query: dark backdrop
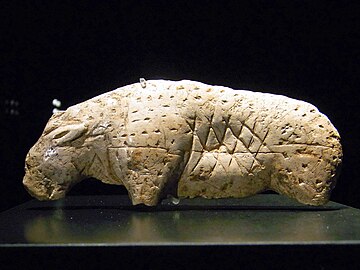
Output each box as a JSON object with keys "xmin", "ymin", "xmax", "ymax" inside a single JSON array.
[{"xmin": 1, "ymin": 0, "xmax": 359, "ymax": 211}]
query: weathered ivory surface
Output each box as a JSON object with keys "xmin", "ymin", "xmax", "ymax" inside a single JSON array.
[{"xmin": 23, "ymin": 80, "xmax": 342, "ymax": 206}]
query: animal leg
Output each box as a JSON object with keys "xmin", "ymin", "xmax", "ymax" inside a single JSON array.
[{"xmin": 121, "ymin": 147, "xmax": 183, "ymax": 206}]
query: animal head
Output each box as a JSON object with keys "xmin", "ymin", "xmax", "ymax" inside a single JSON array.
[{"xmin": 23, "ymin": 112, "xmax": 89, "ymax": 200}]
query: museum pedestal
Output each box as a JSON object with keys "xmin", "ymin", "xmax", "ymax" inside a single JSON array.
[{"xmin": 1, "ymin": 194, "xmax": 360, "ymax": 269}]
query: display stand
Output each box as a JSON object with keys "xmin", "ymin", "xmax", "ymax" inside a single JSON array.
[{"xmin": 1, "ymin": 194, "xmax": 360, "ymax": 269}]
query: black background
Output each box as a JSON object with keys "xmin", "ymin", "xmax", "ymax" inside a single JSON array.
[{"xmin": 0, "ymin": 0, "xmax": 359, "ymax": 211}]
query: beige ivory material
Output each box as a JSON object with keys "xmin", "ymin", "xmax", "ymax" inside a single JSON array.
[{"xmin": 23, "ymin": 80, "xmax": 342, "ymax": 206}]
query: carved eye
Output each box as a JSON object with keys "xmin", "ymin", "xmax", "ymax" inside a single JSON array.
[
  {"xmin": 47, "ymin": 124, "xmax": 87, "ymax": 146},
  {"xmin": 53, "ymin": 130, "xmax": 69, "ymax": 139}
]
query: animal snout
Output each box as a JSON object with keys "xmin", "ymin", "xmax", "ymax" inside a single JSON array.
[
  {"xmin": 23, "ymin": 174, "xmax": 54, "ymax": 200},
  {"xmin": 23, "ymin": 176, "xmax": 44, "ymax": 200}
]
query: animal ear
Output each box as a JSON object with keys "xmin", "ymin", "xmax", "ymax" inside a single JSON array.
[
  {"xmin": 52, "ymin": 110, "xmax": 65, "ymax": 117},
  {"xmin": 46, "ymin": 123, "xmax": 88, "ymax": 146},
  {"xmin": 43, "ymin": 111, "xmax": 66, "ymax": 136}
]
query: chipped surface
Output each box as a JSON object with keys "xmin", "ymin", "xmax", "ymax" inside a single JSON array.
[{"xmin": 23, "ymin": 80, "xmax": 342, "ymax": 206}]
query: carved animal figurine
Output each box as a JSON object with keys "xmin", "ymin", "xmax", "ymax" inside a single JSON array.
[{"xmin": 23, "ymin": 80, "xmax": 342, "ymax": 206}]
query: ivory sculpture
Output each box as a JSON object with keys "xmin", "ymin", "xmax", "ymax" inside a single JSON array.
[{"xmin": 23, "ymin": 80, "xmax": 342, "ymax": 206}]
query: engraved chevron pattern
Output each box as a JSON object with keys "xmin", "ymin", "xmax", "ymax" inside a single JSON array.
[{"xmin": 187, "ymin": 111, "xmax": 270, "ymax": 175}]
